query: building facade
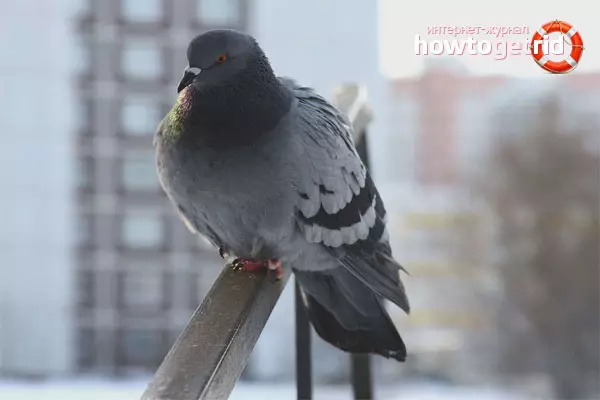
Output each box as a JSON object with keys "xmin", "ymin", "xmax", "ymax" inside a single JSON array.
[
  {"xmin": 389, "ymin": 59, "xmax": 508, "ymax": 186},
  {"xmin": 383, "ymin": 61, "xmax": 509, "ymax": 381},
  {"xmin": 385, "ymin": 64, "xmax": 600, "ymax": 382},
  {"xmin": 72, "ymin": 0, "xmax": 249, "ymax": 374}
]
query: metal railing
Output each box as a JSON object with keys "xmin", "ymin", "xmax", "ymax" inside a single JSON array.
[{"xmin": 141, "ymin": 83, "xmax": 375, "ymax": 400}]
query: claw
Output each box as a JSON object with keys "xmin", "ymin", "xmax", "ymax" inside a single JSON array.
[{"xmin": 219, "ymin": 247, "xmax": 227, "ymax": 259}]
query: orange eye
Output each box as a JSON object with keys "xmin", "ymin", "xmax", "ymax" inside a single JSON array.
[{"xmin": 216, "ymin": 54, "xmax": 227, "ymax": 63}]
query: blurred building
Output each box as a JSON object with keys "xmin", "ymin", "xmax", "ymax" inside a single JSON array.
[
  {"xmin": 380, "ymin": 183, "xmax": 497, "ymax": 382},
  {"xmin": 387, "ymin": 58, "xmax": 510, "ymax": 185},
  {"xmin": 384, "ymin": 61, "xmax": 600, "ymax": 382},
  {"xmin": 382, "ymin": 60, "xmax": 509, "ymax": 381},
  {"xmin": 0, "ymin": 0, "xmax": 388, "ymax": 379},
  {"xmin": 71, "ymin": 0, "xmax": 246, "ymax": 375}
]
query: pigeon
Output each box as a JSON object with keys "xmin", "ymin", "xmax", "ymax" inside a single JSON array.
[{"xmin": 155, "ymin": 29, "xmax": 410, "ymax": 361}]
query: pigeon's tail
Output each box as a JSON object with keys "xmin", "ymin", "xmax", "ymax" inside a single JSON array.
[{"xmin": 293, "ymin": 267, "xmax": 406, "ymax": 362}]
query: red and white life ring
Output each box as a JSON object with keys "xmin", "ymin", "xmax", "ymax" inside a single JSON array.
[{"xmin": 530, "ymin": 20, "xmax": 584, "ymax": 74}]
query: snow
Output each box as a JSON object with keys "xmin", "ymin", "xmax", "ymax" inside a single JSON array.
[{"xmin": 0, "ymin": 378, "xmax": 530, "ymax": 400}]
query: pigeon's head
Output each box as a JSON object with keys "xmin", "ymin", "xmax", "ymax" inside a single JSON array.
[{"xmin": 178, "ymin": 30, "xmax": 270, "ymax": 93}]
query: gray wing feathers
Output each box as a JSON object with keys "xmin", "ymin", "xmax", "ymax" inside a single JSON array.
[
  {"xmin": 341, "ymin": 251, "xmax": 410, "ymax": 313},
  {"xmin": 282, "ymin": 79, "xmax": 372, "ymax": 247}
]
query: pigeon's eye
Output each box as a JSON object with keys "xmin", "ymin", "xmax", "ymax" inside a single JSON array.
[{"xmin": 216, "ymin": 54, "xmax": 228, "ymax": 63}]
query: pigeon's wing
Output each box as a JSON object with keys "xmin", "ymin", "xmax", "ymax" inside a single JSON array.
[{"xmin": 282, "ymin": 79, "xmax": 409, "ymax": 312}]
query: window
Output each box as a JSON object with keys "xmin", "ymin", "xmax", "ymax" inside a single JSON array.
[
  {"xmin": 77, "ymin": 157, "xmax": 93, "ymax": 189},
  {"xmin": 77, "ymin": 270, "xmax": 95, "ymax": 307},
  {"xmin": 122, "ymin": 39, "xmax": 163, "ymax": 80},
  {"xmin": 119, "ymin": 329, "xmax": 165, "ymax": 366},
  {"xmin": 77, "ymin": 328, "xmax": 96, "ymax": 369},
  {"xmin": 122, "ymin": 0, "xmax": 162, "ymax": 22},
  {"xmin": 121, "ymin": 150, "xmax": 159, "ymax": 190},
  {"xmin": 77, "ymin": 213, "xmax": 94, "ymax": 247},
  {"xmin": 121, "ymin": 96, "xmax": 161, "ymax": 135},
  {"xmin": 75, "ymin": 96, "xmax": 93, "ymax": 134},
  {"xmin": 197, "ymin": 0, "xmax": 240, "ymax": 25},
  {"xmin": 122, "ymin": 210, "xmax": 164, "ymax": 248},
  {"xmin": 121, "ymin": 269, "xmax": 164, "ymax": 309}
]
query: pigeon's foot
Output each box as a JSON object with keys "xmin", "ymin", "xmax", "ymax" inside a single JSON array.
[
  {"xmin": 230, "ymin": 258, "xmax": 283, "ymax": 280},
  {"xmin": 231, "ymin": 259, "xmax": 267, "ymax": 273},
  {"xmin": 268, "ymin": 259, "xmax": 284, "ymax": 280}
]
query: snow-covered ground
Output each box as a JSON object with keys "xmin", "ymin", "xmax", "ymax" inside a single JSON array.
[{"xmin": 0, "ymin": 378, "xmax": 531, "ymax": 400}]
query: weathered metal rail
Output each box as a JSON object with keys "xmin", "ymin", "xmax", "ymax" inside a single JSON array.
[
  {"xmin": 141, "ymin": 83, "xmax": 375, "ymax": 400},
  {"xmin": 141, "ymin": 267, "xmax": 291, "ymax": 400}
]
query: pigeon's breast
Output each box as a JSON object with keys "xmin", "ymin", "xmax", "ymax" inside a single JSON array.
[{"xmin": 158, "ymin": 132, "xmax": 297, "ymax": 258}]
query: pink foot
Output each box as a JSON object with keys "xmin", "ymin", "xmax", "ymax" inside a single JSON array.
[
  {"xmin": 230, "ymin": 258, "xmax": 283, "ymax": 280},
  {"xmin": 231, "ymin": 259, "xmax": 267, "ymax": 272},
  {"xmin": 268, "ymin": 259, "xmax": 284, "ymax": 280}
]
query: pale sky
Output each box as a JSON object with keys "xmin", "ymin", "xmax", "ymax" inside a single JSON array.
[{"xmin": 379, "ymin": 0, "xmax": 598, "ymax": 78}]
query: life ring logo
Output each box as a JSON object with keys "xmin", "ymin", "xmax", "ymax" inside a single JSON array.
[{"xmin": 530, "ymin": 20, "xmax": 584, "ymax": 74}]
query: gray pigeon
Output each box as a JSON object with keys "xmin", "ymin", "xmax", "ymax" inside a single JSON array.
[{"xmin": 155, "ymin": 29, "xmax": 410, "ymax": 361}]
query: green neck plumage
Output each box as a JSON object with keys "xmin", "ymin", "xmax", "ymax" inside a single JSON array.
[{"xmin": 164, "ymin": 90, "xmax": 193, "ymax": 143}]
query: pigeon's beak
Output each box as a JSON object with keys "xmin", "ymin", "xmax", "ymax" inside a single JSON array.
[{"xmin": 177, "ymin": 67, "xmax": 201, "ymax": 93}]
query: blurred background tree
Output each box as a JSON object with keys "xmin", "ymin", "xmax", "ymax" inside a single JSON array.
[{"xmin": 478, "ymin": 98, "xmax": 599, "ymax": 399}]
